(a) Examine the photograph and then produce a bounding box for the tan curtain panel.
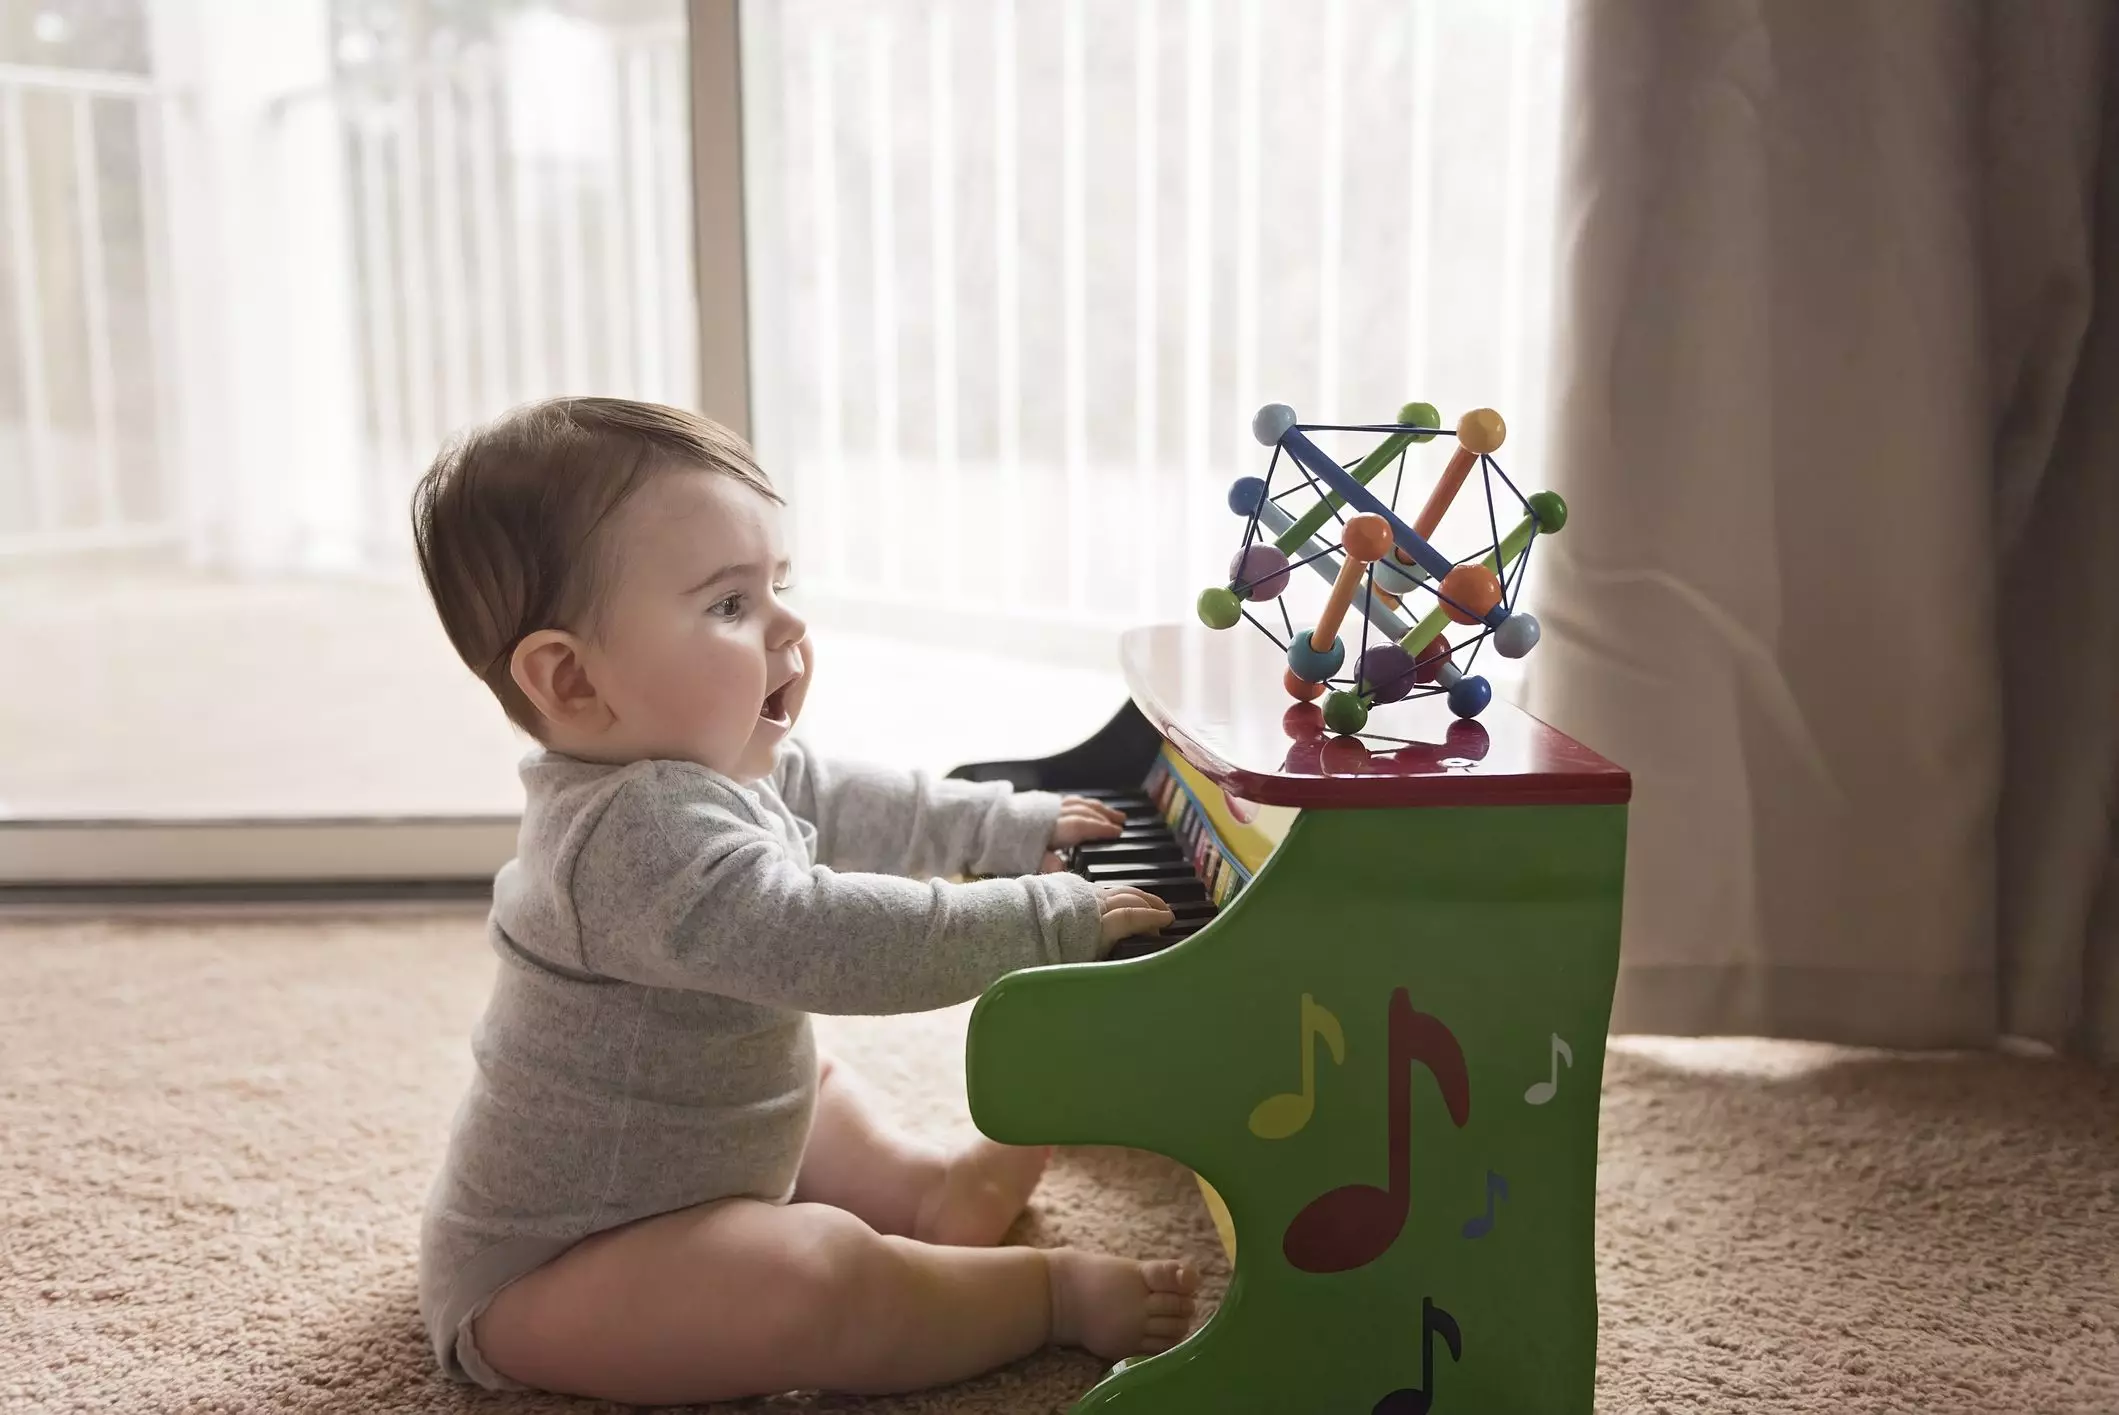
[1529,0,2119,1061]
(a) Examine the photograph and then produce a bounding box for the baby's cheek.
[682,652,764,732]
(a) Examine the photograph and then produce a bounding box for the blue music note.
[1460,1169,1509,1239]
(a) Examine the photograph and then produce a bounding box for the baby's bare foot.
[1044,1248,1199,1360]
[912,1139,1052,1246]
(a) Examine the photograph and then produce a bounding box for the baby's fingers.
[1059,797,1126,828]
[1097,884,1171,915]
[1100,904,1177,946]
[1051,807,1125,848]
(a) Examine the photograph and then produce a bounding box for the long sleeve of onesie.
[566,757,1103,1014]
[770,737,1058,878]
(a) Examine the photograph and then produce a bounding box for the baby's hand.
[1097,884,1174,949]
[1040,797,1126,872]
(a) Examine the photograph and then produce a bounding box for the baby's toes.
[1142,1259,1199,1295]
[1145,1289,1193,1320]
[1145,1311,1193,1343]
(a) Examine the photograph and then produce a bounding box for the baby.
[409,397,1197,1405]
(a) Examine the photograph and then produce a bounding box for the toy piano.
[951,620,1630,1414]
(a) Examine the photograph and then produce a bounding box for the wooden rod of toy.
[1270,421,1460,587]
[1272,401,1439,556]
[1309,514,1393,652]
[1254,496,1411,624]
[1402,408,1507,562]
[1398,503,1540,658]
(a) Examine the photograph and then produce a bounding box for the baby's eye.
[709,592,745,619]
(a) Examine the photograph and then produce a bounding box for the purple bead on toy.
[1229,544,1292,601]
[1356,643,1418,703]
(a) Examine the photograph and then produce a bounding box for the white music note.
[1523,1032,1573,1106]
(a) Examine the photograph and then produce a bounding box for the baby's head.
[412,397,808,782]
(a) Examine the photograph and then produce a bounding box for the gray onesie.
[418,741,1104,1388]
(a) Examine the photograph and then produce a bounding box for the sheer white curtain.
[1531,0,2119,1062]
[0,4,693,575]
[739,0,1571,670]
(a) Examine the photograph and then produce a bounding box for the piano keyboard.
[948,701,1291,963]
[1066,754,1263,961]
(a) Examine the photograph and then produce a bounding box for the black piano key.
[1085,875,1208,905]
[1169,900,1217,922]
[1084,830,1179,849]
[1065,828,1183,873]
[1102,918,1214,963]
[1073,840,1184,866]
[1139,880,1210,905]
[1082,861,1199,885]
[1079,853,1193,875]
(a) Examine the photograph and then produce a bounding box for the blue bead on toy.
[1493,611,1542,659]
[1372,554,1424,596]
[1227,477,1269,517]
[1447,674,1492,719]
[1286,631,1345,683]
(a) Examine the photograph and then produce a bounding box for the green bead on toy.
[1197,586,1243,630]
[1322,690,1369,735]
[1398,400,1443,444]
[1528,490,1568,534]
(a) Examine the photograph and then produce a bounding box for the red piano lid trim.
[1120,622,1631,811]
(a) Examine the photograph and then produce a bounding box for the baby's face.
[585,470,808,781]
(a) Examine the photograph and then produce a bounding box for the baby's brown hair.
[411,396,779,737]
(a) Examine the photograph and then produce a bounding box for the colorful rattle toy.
[1196,401,1567,731]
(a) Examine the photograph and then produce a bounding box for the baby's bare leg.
[796,1053,1051,1246]
[473,1197,1198,1405]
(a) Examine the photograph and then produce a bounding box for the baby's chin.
[721,702,799,780]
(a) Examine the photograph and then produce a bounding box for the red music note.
[1281,988,1470,1274]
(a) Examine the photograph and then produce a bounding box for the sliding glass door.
[0,0,705,887]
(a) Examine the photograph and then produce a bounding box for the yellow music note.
[1248,994,1346,1139]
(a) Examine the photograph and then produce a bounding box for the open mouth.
[760,681,793,725]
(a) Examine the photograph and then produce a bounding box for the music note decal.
[1523,1032,1573,1106]
[1370,1296,1463,1415]
[1281,988,1469,1274]
[1248,993,1346,1140]
[1459,1169,1509,1239]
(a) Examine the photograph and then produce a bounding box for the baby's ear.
[511,630,608,735]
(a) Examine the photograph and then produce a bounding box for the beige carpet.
[4,914,2116,1414]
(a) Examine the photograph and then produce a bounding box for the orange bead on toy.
[1340,513,1393,563]
[1439,563,1503,625]
[1284,668,1327,702]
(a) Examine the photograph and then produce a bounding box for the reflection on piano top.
[1120,623,1631,811]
